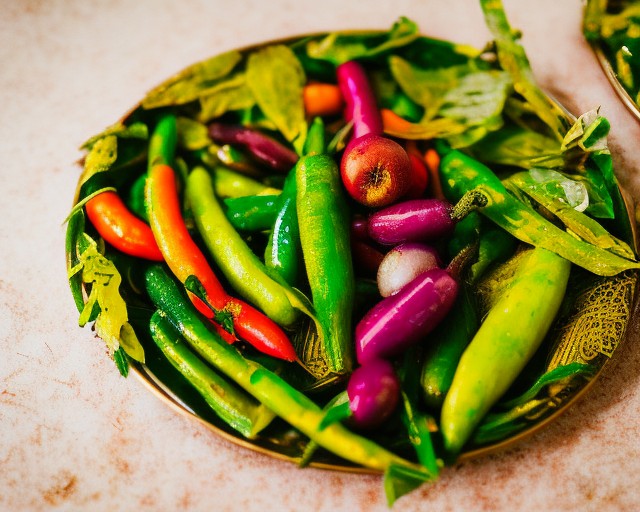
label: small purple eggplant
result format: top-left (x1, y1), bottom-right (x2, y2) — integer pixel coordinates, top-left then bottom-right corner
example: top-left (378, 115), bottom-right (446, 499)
top-left (347, 359), bottom-right (400, 429)
top-left (208, 123), bottom-right (298, 172)
top-left (367, 190), bottom-right (488, 246)
top-left (356, 267), bottom-right (459, 365)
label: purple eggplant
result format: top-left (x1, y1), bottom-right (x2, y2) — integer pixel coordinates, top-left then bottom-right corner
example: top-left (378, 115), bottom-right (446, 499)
top-left (347, 359), bottom-right (400, 428)
top-left (356, 267), bottom-right (459, 365)
top-left (208, 123), bottom-right (298, 172)
top-left (368, 198), bottom-right (454, 245)
top-left (368, 190), bottom-right (487, 245)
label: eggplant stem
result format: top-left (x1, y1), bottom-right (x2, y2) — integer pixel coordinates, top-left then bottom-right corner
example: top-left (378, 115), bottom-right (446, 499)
top-left (450, 189), bottom-right (489, 222)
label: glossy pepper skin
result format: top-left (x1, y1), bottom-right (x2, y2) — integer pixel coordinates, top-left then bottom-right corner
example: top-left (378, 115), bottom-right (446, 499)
top-left (438, 145), bottom-right (640, 276)
top-left (264, 169), bottom-right (301, 286)
top-left (144, 115), bottom-right (296, 361)
top-left (440, 247), bottom-right (571, 455)
top-left (149, 311), bottom-right (276, 438)
top-left (223, 194), bottom-right (280, 232)
top-left (85, 190), bottom-right (163, 261)
top-left (144, 264), bottom-right (429, 478)
top-left (146, 163), bottom-right (297, 361)
top-left (296, 152), bottom-right (355, 377)
top-left (186, 166), bottom-right (300, 328)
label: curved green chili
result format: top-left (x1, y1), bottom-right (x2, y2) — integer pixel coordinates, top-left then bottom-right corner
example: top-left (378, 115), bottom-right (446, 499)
top-left (149, 311), bottom-right (276, 438)
top-left (144, 264), bottom-right (431, 482)
top-left (186, 166), bottom-right (300, 328)
top-left (213, 166), bottom-right (281, 199)
top-left (265, 169), bottom-right (300, 286)
top-left (439, 146), bottom-right (640, 276)
top-left (420, 284), bottom-right (478, 409)
top-left (296, 152), bottom-right (355, 377)
top-left (223, 194), bottom-right (280, 231)
top-left (440, 247), bottom-right (571, 455)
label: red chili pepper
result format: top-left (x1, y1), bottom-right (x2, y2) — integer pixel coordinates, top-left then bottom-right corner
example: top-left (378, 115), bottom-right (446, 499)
top-left (145, 163), bottom-right (297, 361)
top-left (405, 141), bottom-right (429, 199)
top-left (85, 191), bottom-right (164, 261)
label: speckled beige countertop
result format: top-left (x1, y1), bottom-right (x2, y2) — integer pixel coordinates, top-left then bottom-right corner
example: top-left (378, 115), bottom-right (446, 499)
top-left (2, 1), bottom-right (640, 510)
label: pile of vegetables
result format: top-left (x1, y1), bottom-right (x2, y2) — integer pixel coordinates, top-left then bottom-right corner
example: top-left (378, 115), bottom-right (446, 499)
top-left (66, 0), bottom-right (640, 505)
top-left (585, 0), bottom-right (640, 111)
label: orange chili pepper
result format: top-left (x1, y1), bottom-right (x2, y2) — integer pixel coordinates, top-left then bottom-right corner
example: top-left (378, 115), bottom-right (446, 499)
top-left (145, 163), bottom-right (297, 361)
top-left (303, 82), bottom-right (344, 117)
top-left (85, 191), bottom-right (164, 261)
top-left (380, 108), bottom-right (418, 134)
top-left (424, 147), bottom-right (445, 200)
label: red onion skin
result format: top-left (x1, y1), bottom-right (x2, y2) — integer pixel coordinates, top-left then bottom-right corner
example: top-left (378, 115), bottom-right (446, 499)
top-left (347, 359), bottom-right (400, 428)
top-left (356, 267), bottom-right (459, 365)
top-left (208, 123), bottom-right (298, 172)
top-left (368, 198), bottom-right (454, 245)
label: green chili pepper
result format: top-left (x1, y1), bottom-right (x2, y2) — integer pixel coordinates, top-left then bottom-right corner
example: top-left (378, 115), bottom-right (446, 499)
top-left (186, 166), bottom-right (300, 328)
top-left (125, 172), bottom-right (148, 222)
top-left (213, 166), bottom-right (281, 199)
top-left (439, 146), bottom-right (640, 276)
top-left (440, 246), bottom-right (571, 455)
top-left (296, 151), bottom-right (355, 377)
top-left (223, 194), bottom-right (280, 231)
top-left (420, 283), bottom-right (478, 409)
top-left (264, 170), bottom-right (300, 285)
top-left (144, 264), bottom-right (432, 489)
top-left (149, 311), bottom-right (276, 438)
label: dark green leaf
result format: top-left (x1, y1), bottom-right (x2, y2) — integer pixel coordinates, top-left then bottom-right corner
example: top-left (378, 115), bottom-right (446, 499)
top-left (113, 347), bottom-right (130, 377)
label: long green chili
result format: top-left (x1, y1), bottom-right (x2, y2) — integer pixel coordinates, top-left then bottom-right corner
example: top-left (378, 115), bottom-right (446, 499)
top-left (144, 264), bottom-right (431, 486)
top-left (440, 247), bottom-right (571, 455)
top-left (186, 166), bottom-right (300, 328)
top-left (439, 147), bottom-right (640, 276)
top-left (149, 311), bottom-right (276, 438)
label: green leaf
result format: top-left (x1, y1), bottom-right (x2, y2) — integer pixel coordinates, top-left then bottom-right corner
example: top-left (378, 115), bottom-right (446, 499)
top-left (176, 117), bottom-right (212, 151)
top-left (74, 234), bottom-right (145, 366)
top-left (383, 463), bottom-right (432, 507)
top-left (390, 57), bottom-right (469, 118)
top-left (246, 45), bottom-right (307, 153)
top-left (65, 209), bottom-right (87, 314)
top-left (113, 347), bottom-right (130, 377)
top-left (505, 170), bottom-right (636, 259)
top-left (142, 50), bottom-right (243, 108)
top-left (467, 124), bottom-right (565, 169)
top-left (480, 0), bottom-right (572, 141)
top-left (81, 121), bottom-right (148, 150)
top-left (497, 363), bottom-right (595, 410)
top-left (79, 135), bottom-right (118, 187)
top-left (198, 73), bottom-right (256, 122)
top-left (306, 16), bottom-right (420, 64)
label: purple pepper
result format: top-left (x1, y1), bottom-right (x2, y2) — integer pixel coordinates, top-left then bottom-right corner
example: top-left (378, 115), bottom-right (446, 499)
top-left (356, 267), bottom-right (459, 365)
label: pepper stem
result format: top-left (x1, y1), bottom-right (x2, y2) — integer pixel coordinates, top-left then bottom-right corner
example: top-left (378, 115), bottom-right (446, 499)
top-left (450, 188), bottom-right (489, 222)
